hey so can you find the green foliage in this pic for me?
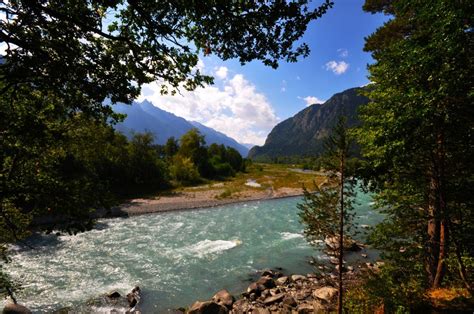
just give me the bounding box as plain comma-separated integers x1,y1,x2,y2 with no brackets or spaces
357,0,474,305
170,156,201,186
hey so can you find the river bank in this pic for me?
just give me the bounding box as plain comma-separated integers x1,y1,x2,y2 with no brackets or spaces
112,186,304,217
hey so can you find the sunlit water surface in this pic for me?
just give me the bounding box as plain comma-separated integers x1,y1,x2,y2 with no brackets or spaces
3,191,382,313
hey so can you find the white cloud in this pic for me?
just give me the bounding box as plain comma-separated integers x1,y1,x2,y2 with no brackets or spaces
137,65,279,146
337,48,349,58
215,66,228,79
301,96,325,106
296,75,301,80
325,60,349,75
280,80,287,92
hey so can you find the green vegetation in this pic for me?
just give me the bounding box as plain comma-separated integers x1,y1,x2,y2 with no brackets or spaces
1,0,333,298
344,0,474,311
298,117,357,313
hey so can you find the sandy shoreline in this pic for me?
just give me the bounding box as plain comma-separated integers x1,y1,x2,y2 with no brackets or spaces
111,187,305,217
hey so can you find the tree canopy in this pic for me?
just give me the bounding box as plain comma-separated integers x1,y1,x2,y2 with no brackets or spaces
356,0,473,309
0,0,333,118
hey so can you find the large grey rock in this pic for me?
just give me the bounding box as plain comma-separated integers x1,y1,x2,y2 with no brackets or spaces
325,236,361,252
291,275,306,282
211,290,234,309
187,301,228,314
2,303,32,314
275,276,288,286
312,286,338,302
262,293,285,305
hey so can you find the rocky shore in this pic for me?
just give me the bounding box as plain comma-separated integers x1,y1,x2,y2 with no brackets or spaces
186,269,347,314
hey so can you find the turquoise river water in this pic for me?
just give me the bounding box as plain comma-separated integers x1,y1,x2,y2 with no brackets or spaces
2,190,382,313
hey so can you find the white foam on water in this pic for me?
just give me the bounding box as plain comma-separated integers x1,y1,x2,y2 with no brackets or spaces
186,239,242,257
280,232,304,241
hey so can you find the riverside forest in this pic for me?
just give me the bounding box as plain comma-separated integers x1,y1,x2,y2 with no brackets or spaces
0,1,473,313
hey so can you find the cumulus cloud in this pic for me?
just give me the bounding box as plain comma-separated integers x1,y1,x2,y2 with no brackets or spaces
300,96,325,106
215,66,228,79
137,66,279,146
337,48,349,58
325,60,349,75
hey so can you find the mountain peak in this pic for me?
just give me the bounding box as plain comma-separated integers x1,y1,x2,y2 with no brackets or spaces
113,101,249,157
248,87,369,159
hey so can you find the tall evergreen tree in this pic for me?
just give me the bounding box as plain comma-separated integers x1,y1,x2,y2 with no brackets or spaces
359,0,473,291
298,117,356,313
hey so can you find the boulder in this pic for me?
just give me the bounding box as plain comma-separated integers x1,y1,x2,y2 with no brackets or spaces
251,308,270,314
211,290,234,309
232,299,250,313
127,286,141,308
247,282,265,295
256,276,275,289
312,287,338,302
325,236,362,252
275,276,288,286
262,293,285,305
2,303,32,314
260,269,275,277
290,275,306,282
282,296,297,307
296,303,313,314
187,301,228,314
107,291,121,299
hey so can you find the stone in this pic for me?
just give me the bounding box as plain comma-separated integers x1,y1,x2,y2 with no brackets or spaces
2,303,32,314
263,293,285,305
282,296,297,307
261,269,275,277
324,235,361,252
275,276,288,286
233,299,250,313
257,276,276,289
107,291,121,299
296,303,313,314
295,289,311,300
251,308,270,314
247,282,265,295
290,275,306,282
361,253,368,258
312,287,338,302
188,301,228,314
127,286,141,308
212,290,234,309
306,273,317,279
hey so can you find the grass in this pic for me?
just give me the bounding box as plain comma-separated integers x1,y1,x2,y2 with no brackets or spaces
180,162,326,196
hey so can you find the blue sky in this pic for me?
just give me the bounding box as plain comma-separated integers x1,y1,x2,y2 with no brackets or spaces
141,1,388,146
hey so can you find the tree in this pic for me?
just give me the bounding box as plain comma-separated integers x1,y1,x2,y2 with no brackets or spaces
298,117,356,314
164,137,179,159
0,1,334,297
359,0,473,294
0,0,333,117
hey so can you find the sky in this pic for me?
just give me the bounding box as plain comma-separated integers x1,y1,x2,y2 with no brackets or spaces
1,1,389,147
138,0,389,146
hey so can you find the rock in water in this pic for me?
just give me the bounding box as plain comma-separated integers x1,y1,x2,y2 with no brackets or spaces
187,301,228,314
211,290,234,309
127,286,141,308
2,303,32,314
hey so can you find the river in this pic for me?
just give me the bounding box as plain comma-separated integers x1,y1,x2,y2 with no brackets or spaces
2,189,382,313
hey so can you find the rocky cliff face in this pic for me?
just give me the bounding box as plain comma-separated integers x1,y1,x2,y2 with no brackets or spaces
248,87,369,159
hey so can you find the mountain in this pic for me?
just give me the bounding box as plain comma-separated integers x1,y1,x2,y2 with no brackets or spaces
114,100,249,157
248,87,369,159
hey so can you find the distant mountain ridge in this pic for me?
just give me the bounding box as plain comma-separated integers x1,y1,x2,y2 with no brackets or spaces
114,100,249,157
248,87,369,159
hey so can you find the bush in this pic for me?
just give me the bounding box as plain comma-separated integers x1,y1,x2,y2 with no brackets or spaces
170,156,201,185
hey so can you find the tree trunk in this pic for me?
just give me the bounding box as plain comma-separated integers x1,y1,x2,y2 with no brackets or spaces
426,172,440,286
427,131,448,288
337,153,344,314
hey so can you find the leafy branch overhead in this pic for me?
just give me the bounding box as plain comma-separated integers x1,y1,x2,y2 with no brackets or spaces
0,0,333,115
